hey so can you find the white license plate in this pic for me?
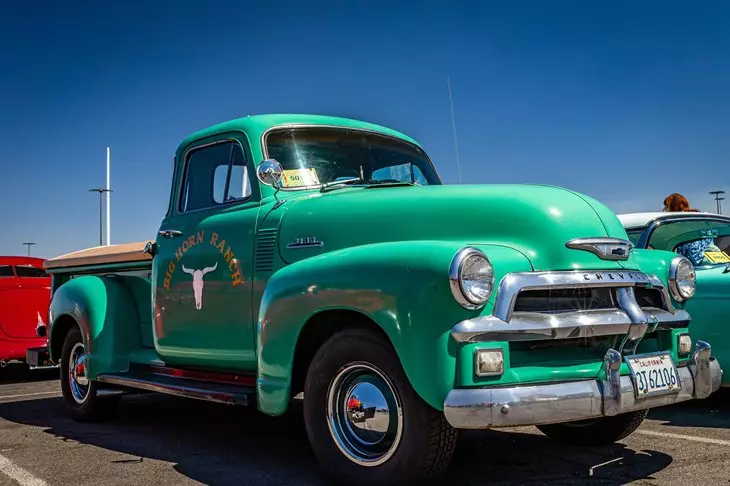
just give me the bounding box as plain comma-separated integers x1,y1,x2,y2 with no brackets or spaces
625,352,680,399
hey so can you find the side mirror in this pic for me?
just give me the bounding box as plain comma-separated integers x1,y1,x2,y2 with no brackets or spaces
257,159,284,188
144,241,157,257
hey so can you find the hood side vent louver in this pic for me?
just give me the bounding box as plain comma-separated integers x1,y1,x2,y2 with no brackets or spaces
255,229,278,272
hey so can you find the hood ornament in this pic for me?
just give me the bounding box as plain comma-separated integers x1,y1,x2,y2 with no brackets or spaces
566,237,633,261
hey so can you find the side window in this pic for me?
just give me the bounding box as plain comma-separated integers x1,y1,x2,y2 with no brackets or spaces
179,140,252,213
0,265,13,277
14,265,49,278
626,231,643,247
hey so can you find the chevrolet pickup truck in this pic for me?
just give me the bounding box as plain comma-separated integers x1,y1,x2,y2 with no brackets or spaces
34,114,722,485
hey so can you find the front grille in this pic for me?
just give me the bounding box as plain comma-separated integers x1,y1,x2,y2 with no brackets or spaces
513,286,667,314
513,288,615,313
633,287,665,309
509,331,662,367
510,335,618,364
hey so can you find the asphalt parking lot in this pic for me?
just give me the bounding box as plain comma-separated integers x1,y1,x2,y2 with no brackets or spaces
1,365,730,486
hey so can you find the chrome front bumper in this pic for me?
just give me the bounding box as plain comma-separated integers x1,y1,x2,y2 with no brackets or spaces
444,341,723,429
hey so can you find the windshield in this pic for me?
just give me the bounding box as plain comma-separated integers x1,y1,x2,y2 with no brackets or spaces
647,219,730,266
264,127,441,190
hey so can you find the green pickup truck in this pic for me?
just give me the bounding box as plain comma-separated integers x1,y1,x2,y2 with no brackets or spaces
33,114,722,485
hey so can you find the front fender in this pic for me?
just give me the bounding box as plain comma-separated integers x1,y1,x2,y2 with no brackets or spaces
630,248,686,309
256,241,533,415
48,275,142,378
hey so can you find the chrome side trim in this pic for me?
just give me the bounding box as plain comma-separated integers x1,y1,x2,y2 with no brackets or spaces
451,308,690,343
96,374,251,406
565,237,633,261
443,356,722,429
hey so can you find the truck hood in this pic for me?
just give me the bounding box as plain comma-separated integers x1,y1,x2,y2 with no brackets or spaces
277,184,638,272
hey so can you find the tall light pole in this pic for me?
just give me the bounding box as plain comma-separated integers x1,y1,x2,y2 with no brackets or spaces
21,242,35,256
89,187,111,246
709,190,725,215
106,146,111,246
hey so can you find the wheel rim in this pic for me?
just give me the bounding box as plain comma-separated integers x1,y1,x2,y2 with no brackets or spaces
326,362,403,467
68,342,90,404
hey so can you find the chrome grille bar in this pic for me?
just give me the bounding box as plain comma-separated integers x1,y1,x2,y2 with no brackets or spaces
451,270,686,344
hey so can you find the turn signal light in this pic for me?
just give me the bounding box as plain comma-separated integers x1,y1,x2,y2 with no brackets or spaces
678,334,692,355
475,348,504,377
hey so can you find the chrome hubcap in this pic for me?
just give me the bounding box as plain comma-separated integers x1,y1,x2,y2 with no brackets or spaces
326,362,403,467
68,342,89,404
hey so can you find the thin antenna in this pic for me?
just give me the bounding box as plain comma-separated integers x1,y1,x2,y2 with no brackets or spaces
447,77,463,184
106,146,111,245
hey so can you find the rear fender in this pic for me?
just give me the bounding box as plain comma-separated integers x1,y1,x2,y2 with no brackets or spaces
48,275,142,378
256,241,533,416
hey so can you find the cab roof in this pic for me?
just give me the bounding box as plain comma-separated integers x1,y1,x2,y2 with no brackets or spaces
176,114,422,155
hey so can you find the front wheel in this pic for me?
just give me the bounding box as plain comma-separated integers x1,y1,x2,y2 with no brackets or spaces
537,410,648,446
303,328,458,486
59,326,120,422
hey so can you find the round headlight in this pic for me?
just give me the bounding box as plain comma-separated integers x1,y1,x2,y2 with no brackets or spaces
449,247,495,309
669,256,696,302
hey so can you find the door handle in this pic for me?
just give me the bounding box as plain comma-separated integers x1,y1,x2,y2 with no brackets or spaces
158,229,183,238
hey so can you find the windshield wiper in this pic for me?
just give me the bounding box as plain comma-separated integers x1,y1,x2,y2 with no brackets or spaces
320,178,416,193
320,177,364,192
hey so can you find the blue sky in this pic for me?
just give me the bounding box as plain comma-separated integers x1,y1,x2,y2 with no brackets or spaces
0,1,727,258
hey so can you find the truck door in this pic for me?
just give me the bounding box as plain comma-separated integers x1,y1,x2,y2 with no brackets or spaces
152,134,260,371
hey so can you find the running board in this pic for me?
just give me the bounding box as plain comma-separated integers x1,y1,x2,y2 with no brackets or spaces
95,371,254,406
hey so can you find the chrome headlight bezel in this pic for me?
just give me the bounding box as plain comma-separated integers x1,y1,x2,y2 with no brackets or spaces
668,255,696,302
449,247,495,309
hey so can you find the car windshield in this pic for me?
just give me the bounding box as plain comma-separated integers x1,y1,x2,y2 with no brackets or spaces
14,265,49,278
264,127,441,190
647,219,730,267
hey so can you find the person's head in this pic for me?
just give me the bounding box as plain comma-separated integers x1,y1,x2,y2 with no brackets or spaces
663,193,691,212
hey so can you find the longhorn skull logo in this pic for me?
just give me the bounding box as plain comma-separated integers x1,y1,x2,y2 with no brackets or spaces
181,263,218,310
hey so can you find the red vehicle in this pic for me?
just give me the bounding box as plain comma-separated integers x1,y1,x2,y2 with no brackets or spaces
0,256,52,368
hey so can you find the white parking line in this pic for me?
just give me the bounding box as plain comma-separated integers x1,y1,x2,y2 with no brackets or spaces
0,391,60,400
637,429,730,446
0,453,48,486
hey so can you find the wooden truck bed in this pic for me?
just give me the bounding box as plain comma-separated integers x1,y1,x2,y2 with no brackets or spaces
44,241,153,271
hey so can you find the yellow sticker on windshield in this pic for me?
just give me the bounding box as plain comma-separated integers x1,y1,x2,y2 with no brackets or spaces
704,251,730,264
281,168,320,188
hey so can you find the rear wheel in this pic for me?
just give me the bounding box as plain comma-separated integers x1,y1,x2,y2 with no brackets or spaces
303,327,458,486
537,410,648,446
59,326,120,422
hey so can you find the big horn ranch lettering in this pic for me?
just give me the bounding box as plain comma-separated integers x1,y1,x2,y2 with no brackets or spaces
209,232,243,286
162,230,243,290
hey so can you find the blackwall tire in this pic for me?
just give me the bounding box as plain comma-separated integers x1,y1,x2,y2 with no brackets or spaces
537,410,648,446
303,327,458,486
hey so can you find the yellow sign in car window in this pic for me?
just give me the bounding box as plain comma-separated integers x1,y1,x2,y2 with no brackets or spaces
704,251,730,264
280,168,320,188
